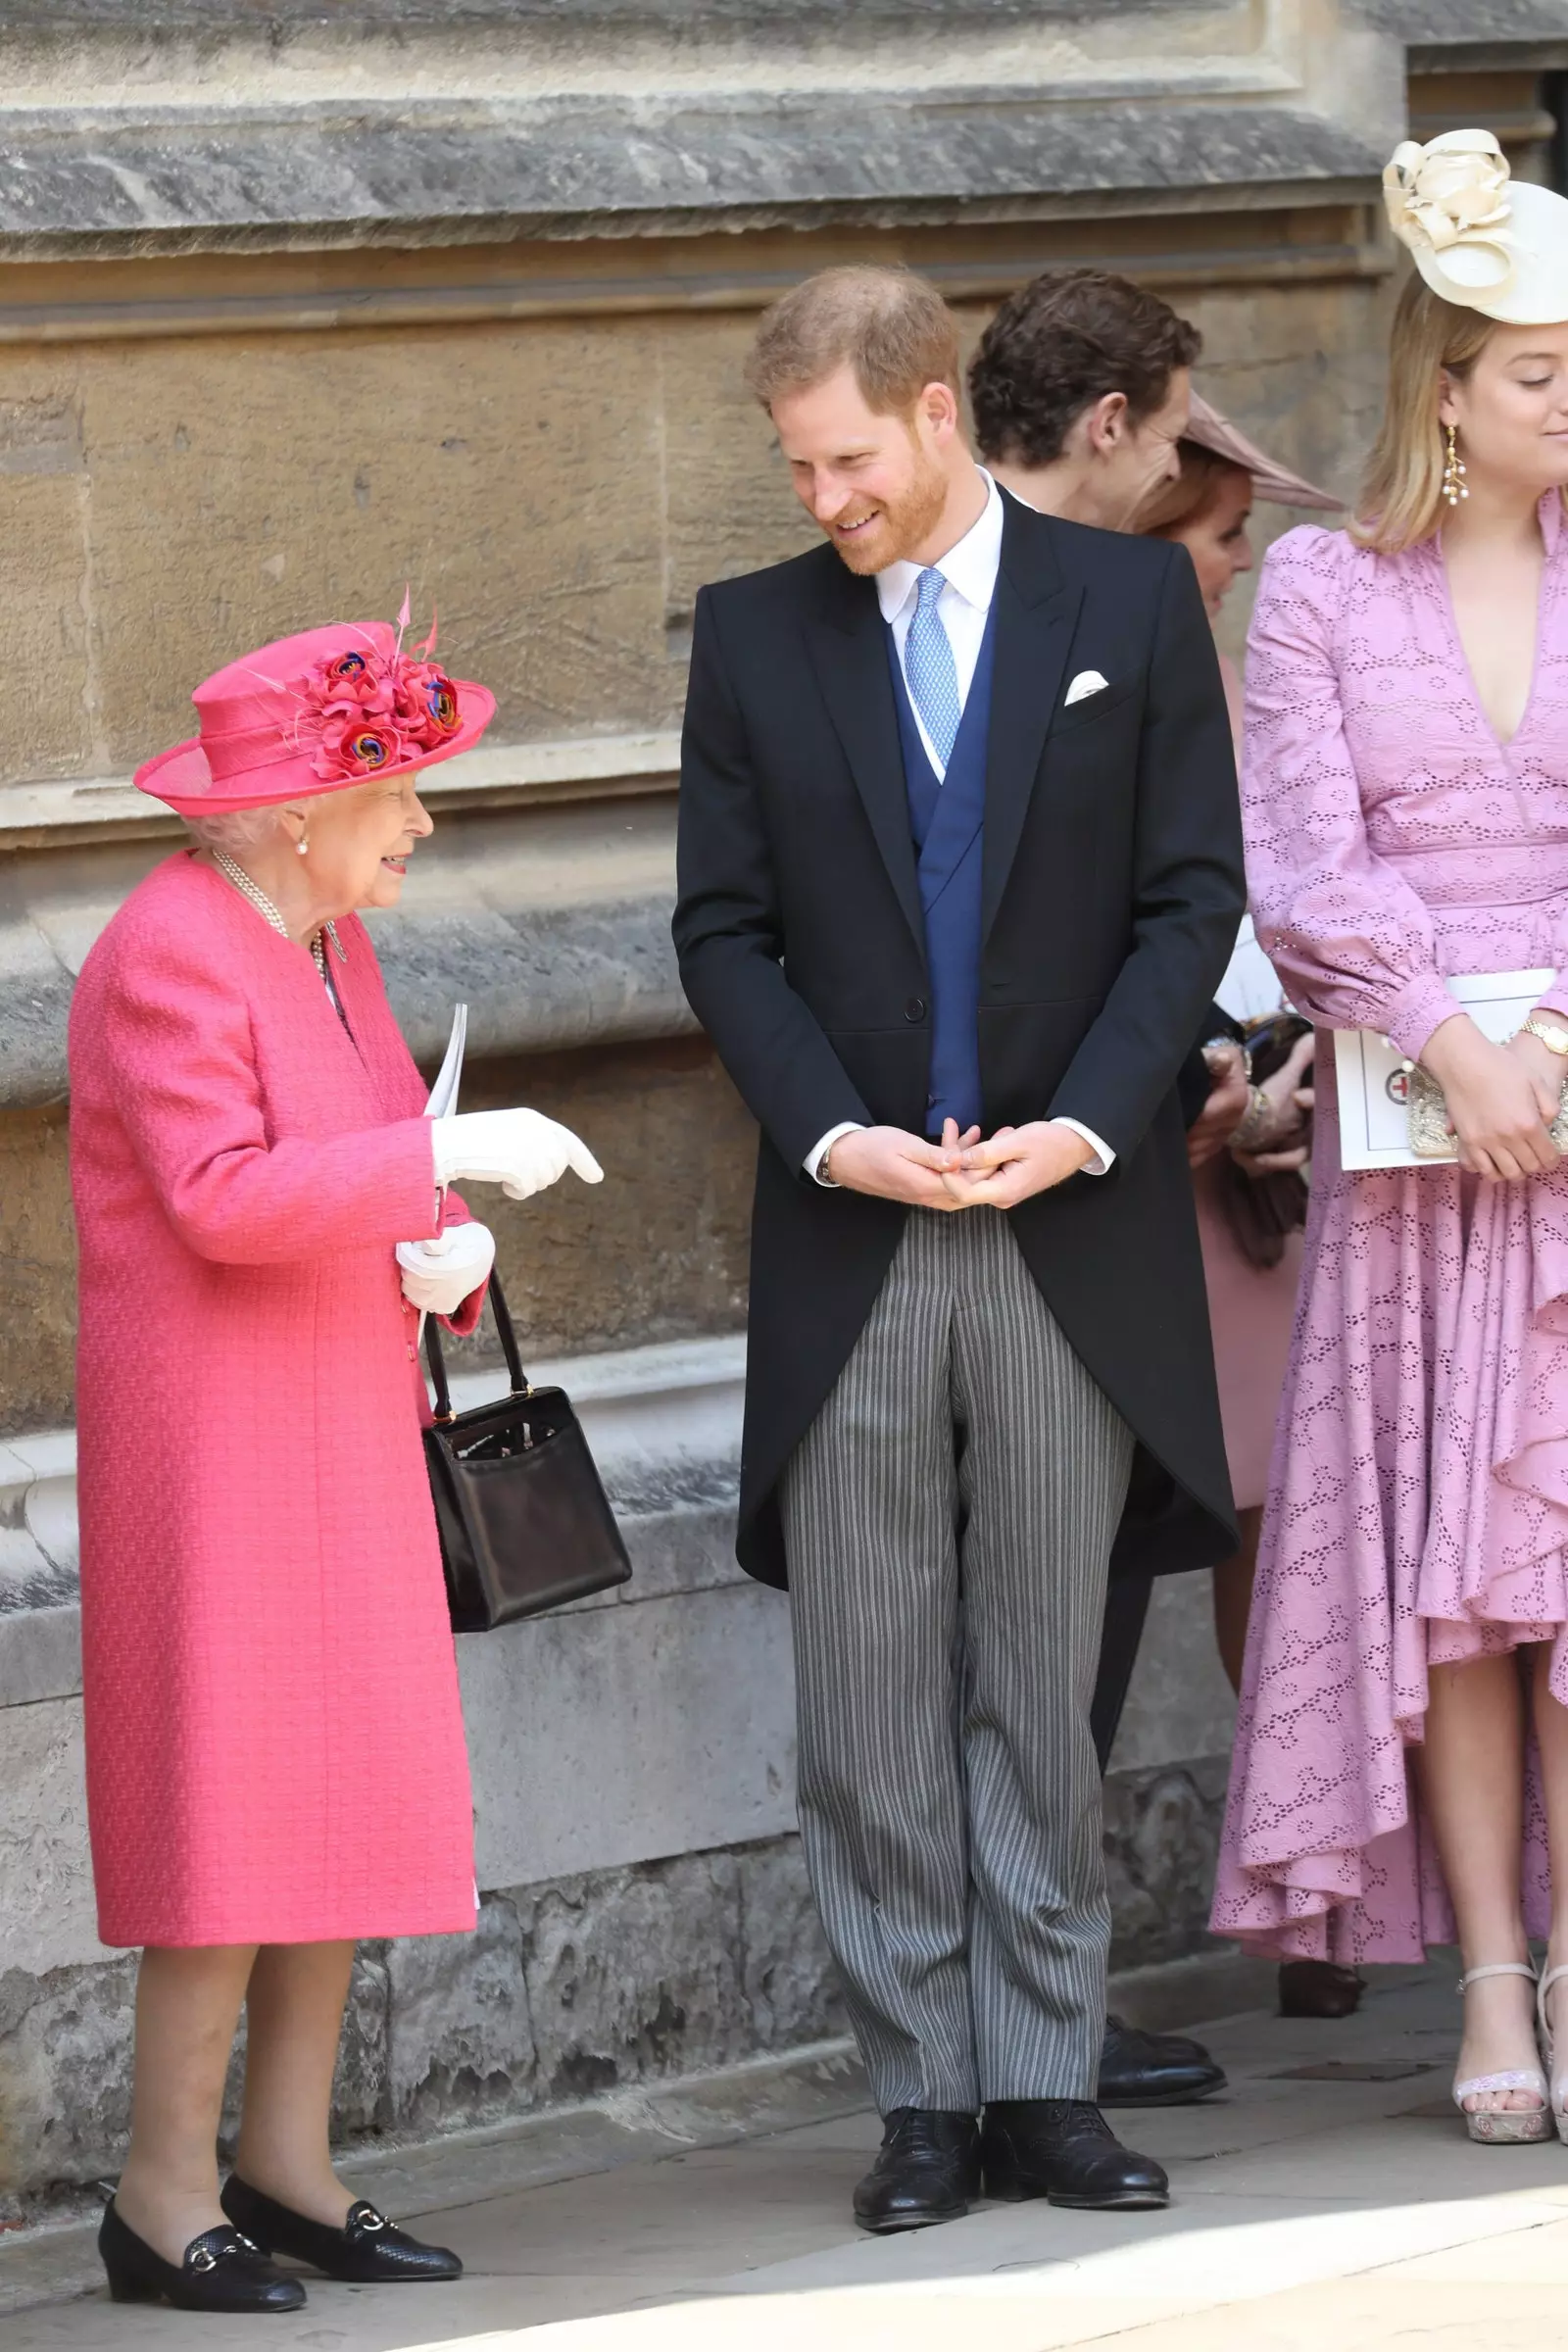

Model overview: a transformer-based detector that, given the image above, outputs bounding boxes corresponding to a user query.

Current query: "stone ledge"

[0,731,681,850]
[0,102,1386,260]
[1371,0,1568,60]
[0,1332,747,1709]
[0,782,688,1106]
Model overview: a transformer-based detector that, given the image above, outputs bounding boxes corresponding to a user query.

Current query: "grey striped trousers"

[779,1206,1133,2113]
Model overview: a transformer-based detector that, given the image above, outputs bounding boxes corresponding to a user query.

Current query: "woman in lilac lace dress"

[1213,129,1568,2141]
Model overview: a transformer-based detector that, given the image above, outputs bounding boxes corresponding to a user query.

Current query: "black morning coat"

[672,486,1247,1591]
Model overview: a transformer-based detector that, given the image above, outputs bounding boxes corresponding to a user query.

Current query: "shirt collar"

[875,468,1004,623]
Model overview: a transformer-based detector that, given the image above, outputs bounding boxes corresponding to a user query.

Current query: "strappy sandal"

[1453,1962,1550,2144]
[1536,1962,1568,2143]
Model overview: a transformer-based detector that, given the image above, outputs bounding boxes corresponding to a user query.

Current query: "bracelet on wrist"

[1228,1084,1272,1152]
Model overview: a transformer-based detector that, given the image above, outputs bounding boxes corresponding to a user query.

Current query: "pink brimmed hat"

[134,615,497,815]
[1184,392,1341,511]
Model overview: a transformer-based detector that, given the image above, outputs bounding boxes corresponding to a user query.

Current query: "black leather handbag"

[421,1272,632,1633]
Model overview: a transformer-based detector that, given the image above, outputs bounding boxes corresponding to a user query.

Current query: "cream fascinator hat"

[1384,127,1568,324]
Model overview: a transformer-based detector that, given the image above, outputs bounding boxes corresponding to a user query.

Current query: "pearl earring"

[297,833,309,857]
[1442,421,1468,507]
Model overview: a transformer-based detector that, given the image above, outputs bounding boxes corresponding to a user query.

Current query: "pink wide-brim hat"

[134,620,497,815]
[1184,392,1341,511]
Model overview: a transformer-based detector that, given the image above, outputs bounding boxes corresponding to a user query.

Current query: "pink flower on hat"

[299,637,466,780]
[310,712,413,781]
[396,661,463,739]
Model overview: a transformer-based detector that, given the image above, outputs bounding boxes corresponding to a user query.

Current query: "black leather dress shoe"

[221,2176,463,2283]
[1098,2015,1227,2107]
[853,2108,981,2233]
[981,2100,1170,2210]
[98,2201,306,2312]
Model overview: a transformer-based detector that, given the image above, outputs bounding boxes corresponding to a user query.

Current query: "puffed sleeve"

[1242,527,1457,1061]
[90,918,441,1265]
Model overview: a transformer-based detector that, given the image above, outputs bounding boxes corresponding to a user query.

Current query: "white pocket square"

[1063,669,1109,707]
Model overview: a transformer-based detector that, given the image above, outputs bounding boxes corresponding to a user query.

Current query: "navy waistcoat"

[885,606,998,1136]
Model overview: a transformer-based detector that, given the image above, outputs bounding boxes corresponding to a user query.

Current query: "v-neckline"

[1434,514,1550,756]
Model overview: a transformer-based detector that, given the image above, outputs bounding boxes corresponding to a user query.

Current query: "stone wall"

[1,1836,842,2201]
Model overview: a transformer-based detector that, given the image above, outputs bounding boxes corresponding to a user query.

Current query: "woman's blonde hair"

[1353,275,1499,553]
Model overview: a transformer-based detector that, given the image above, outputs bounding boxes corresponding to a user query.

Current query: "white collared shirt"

[808,470,1112,1182]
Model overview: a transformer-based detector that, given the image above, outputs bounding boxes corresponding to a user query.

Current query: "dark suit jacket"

[673,488,1246,1589]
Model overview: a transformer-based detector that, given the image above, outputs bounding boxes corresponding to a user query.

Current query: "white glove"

[397,1221,496,1317]
[431,1107,604,1200]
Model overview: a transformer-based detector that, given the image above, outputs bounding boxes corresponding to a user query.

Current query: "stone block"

[455,1034,755,1363]
[0,1102,75,1442]
[735,1834,843,2052]
[1103,1753,1230,1972]
[616,1497,746,1604]
[1107,1566,1236,1778]
[0,1951,134,2198]
[75,318,673,768]
[0,1695,112,1979]
[385,1893,537,2132]
[459,1579,797,1892]
[660,310,819,627]
[513,1848,751,2104]
[0,366,94,786]
[333,1945,392,2136]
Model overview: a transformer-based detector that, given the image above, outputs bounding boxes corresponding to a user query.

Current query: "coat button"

[904,997,926,1022]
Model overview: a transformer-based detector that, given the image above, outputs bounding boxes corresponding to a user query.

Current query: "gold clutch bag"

[1406,1063,1568,1157]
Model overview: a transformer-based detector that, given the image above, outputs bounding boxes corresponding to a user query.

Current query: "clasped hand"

[1421,1014,1562,1181]
[827,1118,1095,1211]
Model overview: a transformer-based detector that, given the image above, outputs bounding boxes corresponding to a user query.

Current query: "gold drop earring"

[1443,421,1468,507]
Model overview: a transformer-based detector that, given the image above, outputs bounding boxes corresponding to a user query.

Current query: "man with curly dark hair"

[970,267,1233,2120]
[969,269,1200,530]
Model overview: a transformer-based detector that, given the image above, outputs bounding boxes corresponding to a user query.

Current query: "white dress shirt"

[808,470,1113,1183]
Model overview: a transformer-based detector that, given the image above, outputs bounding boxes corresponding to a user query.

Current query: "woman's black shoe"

[98,2201,307,2313]
[221,2176,463,2283]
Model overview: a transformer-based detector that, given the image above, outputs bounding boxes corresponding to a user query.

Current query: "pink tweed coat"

[70,851,480,1947]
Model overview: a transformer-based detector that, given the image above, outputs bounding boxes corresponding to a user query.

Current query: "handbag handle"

[423,1264,531,1424]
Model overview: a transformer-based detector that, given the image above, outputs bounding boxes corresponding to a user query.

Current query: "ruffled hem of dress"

[1212,1686,1555,1963]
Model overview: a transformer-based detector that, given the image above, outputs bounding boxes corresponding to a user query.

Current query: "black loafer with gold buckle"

[99,2201,307,2312]
[220,2176,463,2282]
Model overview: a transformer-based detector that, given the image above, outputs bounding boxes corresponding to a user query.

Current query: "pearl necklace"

[211,849,346,981]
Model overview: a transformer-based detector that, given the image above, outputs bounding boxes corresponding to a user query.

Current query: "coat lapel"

[981,497,1085,942]
[806,573,925,956]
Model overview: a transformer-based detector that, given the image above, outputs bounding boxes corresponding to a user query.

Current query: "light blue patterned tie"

[904,566,961,772]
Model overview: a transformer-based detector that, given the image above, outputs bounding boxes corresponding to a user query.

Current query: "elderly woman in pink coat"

[73,618,603,2314]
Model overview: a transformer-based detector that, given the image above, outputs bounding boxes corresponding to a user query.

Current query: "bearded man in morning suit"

[673,268,1243,2231]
